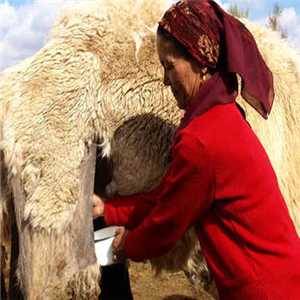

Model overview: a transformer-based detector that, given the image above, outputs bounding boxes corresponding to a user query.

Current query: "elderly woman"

[93,0,300,299]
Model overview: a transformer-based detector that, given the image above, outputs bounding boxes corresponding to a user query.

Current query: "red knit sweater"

[104,103,300,300]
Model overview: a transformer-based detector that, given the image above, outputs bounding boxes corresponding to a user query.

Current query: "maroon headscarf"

[159,0,274,130]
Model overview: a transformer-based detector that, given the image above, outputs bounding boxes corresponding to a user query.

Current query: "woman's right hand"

[93,194,105,219]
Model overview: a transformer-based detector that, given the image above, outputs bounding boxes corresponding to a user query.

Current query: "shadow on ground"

[163,295,198,300]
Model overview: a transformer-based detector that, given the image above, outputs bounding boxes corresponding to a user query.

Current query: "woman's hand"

[93,194,105,219]
[112,227,130,263]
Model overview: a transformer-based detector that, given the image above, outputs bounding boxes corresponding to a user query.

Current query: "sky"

[1,0,300,71]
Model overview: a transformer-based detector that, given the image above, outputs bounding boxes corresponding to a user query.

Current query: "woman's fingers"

[93,194,105,218]
[112,228,128,263]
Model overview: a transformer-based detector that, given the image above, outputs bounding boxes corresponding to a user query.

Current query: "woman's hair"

[157,24,194,61]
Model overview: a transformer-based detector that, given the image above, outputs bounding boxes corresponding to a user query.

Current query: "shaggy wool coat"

[104,102,300,300]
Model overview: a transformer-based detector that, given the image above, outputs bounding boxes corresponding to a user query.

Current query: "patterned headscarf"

[159,0,274,123]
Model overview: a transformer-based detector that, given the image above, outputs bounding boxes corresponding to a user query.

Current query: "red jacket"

[104,103,300,300]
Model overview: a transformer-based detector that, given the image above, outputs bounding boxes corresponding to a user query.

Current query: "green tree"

[268,3,288,39]
[228,3,249,19]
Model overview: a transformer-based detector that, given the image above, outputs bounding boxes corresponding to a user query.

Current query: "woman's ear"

[200,67,208,76]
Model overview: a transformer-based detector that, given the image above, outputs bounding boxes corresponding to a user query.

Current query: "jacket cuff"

[103,202,119,227]
[124,230,145,262]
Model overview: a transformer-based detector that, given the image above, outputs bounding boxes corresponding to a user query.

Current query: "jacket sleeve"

[104,189,158,229]
[124,132,215,262]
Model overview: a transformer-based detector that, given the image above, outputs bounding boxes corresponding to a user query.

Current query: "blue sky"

[222,1,300,23]
[6,0,29,6]
[6,0,300,16]
[1,0,300,71]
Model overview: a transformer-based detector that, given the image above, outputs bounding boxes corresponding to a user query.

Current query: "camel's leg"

[10,144,100,300]
[8,210,24,300]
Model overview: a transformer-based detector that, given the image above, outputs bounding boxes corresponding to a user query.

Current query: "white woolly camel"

[1,1,299,300]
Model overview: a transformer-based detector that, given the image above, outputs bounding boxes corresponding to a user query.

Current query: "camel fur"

[0,0,179,299]
[0,1,299,299]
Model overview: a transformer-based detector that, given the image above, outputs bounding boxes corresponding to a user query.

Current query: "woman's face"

[157,34,204,110]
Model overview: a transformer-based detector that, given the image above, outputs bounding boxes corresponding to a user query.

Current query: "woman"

[93,0,300,299]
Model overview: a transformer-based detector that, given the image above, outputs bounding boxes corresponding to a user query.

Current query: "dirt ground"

[1,259,213,300]
[128,261,212,300]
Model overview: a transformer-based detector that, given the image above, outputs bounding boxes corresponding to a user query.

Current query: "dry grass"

[129,261,211,300]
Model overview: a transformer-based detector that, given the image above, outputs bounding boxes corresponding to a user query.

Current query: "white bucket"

[94,226,121,266]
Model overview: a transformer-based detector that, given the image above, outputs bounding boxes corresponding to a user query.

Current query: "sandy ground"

[129,261,213,300]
